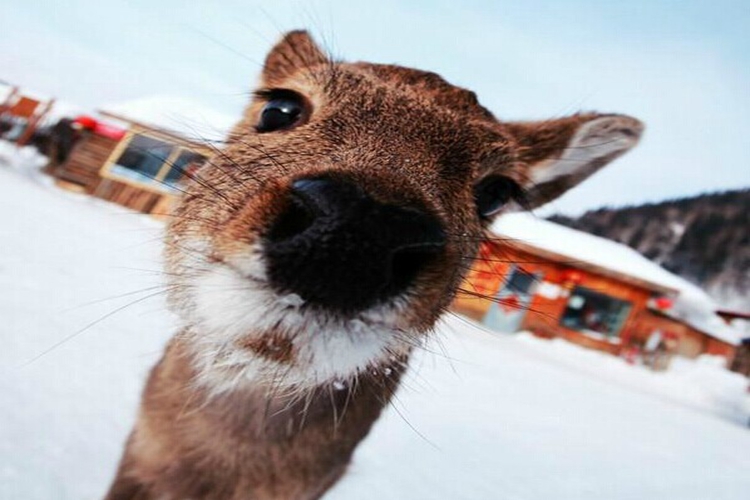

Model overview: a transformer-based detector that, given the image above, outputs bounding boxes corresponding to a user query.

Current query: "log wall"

[50,133,118,190]
[451,241,734,362]
[48,131,179,215]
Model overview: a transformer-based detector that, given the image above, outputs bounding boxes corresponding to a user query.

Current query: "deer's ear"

[506,114,643,209]
[262,30,328,85]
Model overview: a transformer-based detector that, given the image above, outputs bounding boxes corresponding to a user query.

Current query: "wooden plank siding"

[91,178,166,214]
[637,309,736,362]
[453,240,737,362]
[49,133,119,191]
[453,241,658,356]
[47,126,187,216]
[453,242,651,354]
[525,261,650,355]
[730,342,750,376]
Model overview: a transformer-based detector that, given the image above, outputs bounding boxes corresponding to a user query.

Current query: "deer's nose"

[265,176,446,313]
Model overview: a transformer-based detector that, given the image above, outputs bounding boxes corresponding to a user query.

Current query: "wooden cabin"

[730,338,750,377]
[46,96,236,216]
[718,310,750,376]
[452,213,741,364]
[0,84,55,145]
[637,309,737,359]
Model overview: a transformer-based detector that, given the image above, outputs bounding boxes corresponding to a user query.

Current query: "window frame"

[100,127,203,194]
[559,285,633,341]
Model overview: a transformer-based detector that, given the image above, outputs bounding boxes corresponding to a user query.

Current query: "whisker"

[19,288,172,367]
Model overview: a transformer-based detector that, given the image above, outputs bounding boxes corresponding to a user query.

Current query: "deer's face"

[165,31,642,391]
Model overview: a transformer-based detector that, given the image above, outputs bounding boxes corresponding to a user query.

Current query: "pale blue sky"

[1,0,748,214]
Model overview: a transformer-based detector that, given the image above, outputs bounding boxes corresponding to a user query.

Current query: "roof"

[716,309,750,321]
[490,212,742,346]
[0,84,87,126]
[0,83,56,107]
[491,213,689,293]
[100,95,239,144]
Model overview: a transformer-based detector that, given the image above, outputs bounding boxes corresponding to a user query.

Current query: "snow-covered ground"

[2,142,750,500]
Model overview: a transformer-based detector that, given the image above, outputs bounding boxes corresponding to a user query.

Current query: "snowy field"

[2,143,750,500]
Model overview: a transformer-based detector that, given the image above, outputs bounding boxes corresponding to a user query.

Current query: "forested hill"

[548,189,750,311]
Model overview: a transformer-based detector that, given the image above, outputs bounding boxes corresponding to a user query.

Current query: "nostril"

[290,177,357,216]
[290,178,329,204]
[267,194,316,242]
[388,242,444,292]
[265,175,448,313]
[268,176,363,243]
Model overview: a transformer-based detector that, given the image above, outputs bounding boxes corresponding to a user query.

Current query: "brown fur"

[107,338,405,500]
[106,31,643,499]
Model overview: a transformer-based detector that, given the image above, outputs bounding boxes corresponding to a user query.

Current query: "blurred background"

[2,0,749,214]
[1,1,749,499]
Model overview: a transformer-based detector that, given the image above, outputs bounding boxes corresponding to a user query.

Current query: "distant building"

[46,96,237,216]
[0,83,55,145]
[731,338,750,377]
[718,310,750,376]
[452,213,741,365]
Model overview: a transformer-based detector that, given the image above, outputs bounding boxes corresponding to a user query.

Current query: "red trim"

[93,122,126,140]
[73,115,127,140]
[73,115,97,129]
[654,296,674,310]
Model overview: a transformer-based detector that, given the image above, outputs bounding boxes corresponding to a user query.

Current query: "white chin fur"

[176,242,416,393]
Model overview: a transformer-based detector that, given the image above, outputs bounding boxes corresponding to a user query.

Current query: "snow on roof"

[491,212,741,345]
[100,95,239,144]
[671,287,743,345]
[492,213,686,292]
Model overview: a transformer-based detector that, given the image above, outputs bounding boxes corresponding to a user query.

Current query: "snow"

[0,142,171,498]
[2,143,750,499]
[492,213,742,345]
[670,222,687,238]
[0,141,47,171]
[668,292,742,346]
[493,212,685,294]
[100,95,240,144]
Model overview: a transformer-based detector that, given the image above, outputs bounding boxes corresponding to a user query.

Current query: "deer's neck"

[107,336,407,500]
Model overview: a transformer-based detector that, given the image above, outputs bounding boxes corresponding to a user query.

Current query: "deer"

[105,30,643,499]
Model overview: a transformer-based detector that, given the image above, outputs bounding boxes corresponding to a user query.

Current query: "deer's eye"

[473,176,524,219]
[256,91,306,133]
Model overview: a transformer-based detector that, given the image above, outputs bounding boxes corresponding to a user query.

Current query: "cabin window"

[560,286,632,339]
[163,150,205,186]
[505,268,537,295]
[107,133,206,192]
[110,134,172,185]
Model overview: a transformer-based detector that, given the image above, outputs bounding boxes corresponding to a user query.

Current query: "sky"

[1,0,748,215]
